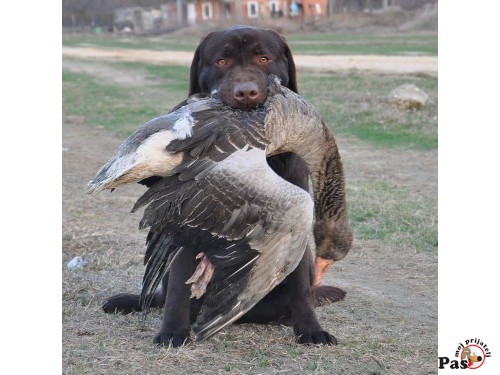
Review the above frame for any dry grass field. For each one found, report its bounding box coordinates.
[62,29,437,374]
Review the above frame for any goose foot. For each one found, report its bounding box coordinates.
[313,257,334,287]
[186,252,214,299]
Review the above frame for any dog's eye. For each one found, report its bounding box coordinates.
[259,56,270,63]
[216,59,227,66]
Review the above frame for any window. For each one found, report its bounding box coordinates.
[223,3,232,18]
[202,2,213,20]
[269,1,279,13]
[247,1,259,18]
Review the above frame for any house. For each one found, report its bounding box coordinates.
[114,5,170,31]
[63,0,330,32]
[183,0,328,24]
[63,0,435,31]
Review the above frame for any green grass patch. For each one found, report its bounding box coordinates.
[109,61,190,79]
[116,61,190,92]
[348,180,438,252]
[286,33,437,56]
[143,65,190,92]
[62,32,437,56]
[299,73,438,150]
[348,122,437,150]
[62,64,188,137]
[63,70,160,137]
[62,34,201,52]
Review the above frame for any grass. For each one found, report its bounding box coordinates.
[62,64,189,138]
[62,34,202,52]
[62,32,437,56]
[299,73,438,150]
[285,33,437,56]
[63,60,438,150]
[347,122,437,150]
[348,181,437,252]
[62,70,154,137]
[62,54,437,374]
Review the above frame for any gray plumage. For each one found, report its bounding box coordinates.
[86,77,351,341]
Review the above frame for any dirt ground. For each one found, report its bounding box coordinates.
[62,52,437,374]
[62,46,437,76]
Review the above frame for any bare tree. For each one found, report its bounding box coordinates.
[62,0,93,27]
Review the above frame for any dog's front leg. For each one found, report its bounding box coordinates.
[288,249,337,345]
[154,246,197,347]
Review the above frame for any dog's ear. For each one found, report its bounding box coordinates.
[283,43,298,93]
[461,348,470,360]
[188,43,203,96]
[189,32,217,95]
[272,31,298,93]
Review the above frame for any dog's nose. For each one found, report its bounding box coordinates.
[233,82,261,107]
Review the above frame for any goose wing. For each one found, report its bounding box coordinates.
[133,130,314,342]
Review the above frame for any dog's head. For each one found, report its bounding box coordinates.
[461,347,483,363]
[188,25,297,110]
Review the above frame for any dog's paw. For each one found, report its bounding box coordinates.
[154,329,191,348]
[102,293,141,314]
[296,330,337,346]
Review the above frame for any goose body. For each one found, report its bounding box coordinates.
[86,78,351,341]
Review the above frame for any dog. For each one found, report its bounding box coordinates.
[103,25,350,347]
[461,347,483,368]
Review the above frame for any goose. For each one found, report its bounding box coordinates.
[86,77,352,341]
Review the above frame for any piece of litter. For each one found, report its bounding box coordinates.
[67,256,88,270]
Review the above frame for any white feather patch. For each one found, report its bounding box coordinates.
[134,130,183,176]
[173,112,193,139]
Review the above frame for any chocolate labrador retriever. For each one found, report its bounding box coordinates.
[103,25,351,347]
